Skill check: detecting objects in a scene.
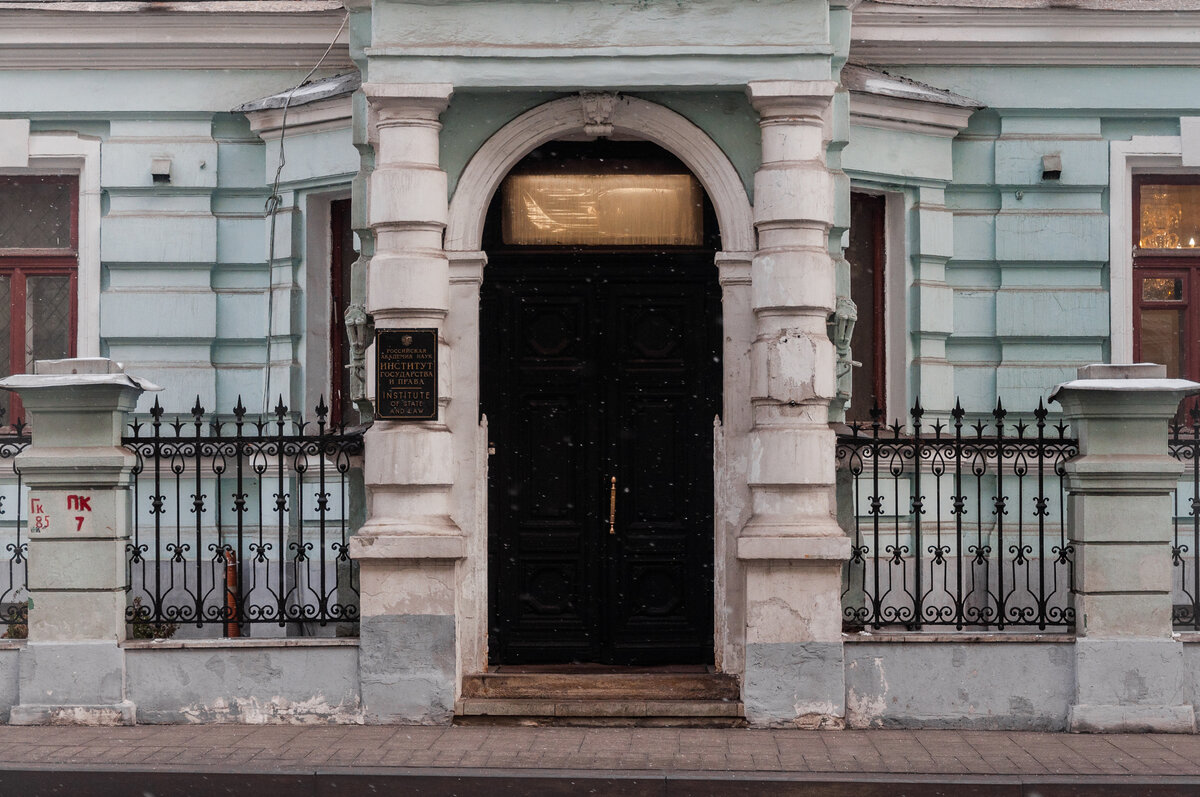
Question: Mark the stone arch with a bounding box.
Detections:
[445,92,756,679]
[445,94,755,253]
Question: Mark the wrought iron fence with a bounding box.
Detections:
[837,399,1077,631]
[0,418,29,636]
[1170,412,1200,629]
[123,397,364,636]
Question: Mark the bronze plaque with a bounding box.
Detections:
[375,328,438,421]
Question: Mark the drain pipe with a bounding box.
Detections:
[223,549,240,638]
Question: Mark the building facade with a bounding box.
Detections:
[1,0,1200,729]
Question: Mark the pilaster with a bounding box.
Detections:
[740,81,850,728]
[910,185,955,413]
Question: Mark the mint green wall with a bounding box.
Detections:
[943,111,1110,412]
[4,68,353,416]
[843,64,1200,418]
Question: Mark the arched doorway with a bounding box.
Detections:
[481,141,721,665]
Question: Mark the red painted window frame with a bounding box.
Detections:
[0,175,80,425]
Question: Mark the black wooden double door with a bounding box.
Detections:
[482,250,721,665]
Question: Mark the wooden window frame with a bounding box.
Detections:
[1133,175,1200,420]
[0,175,80,424]
[847,191,887,423]
[329,198,354,425]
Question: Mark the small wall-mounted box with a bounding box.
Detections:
[1041,153,1062,181]
[150,157,172,184]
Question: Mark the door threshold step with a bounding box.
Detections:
[455,698,745,727]
[461,671,740,701]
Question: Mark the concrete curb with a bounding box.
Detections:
[2,765,1200,796]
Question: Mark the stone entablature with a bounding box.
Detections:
[364,0,836,88]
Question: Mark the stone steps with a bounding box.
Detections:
[461,671,740,701]
[456,671,744,725]
[455,698,745,726]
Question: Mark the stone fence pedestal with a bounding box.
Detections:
[1052,363,1200,733]
[0,358,155,725]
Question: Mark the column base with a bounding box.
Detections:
[360,614,455,725]
[10,700,135,726]
[740,553,848,729]
[353,551,461,725]
[14,641,130,727]
[743,640,845,729]
[1068,703,1195,733]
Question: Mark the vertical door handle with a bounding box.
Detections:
[608,476,617,535]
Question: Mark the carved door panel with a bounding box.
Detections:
[482,251,720,665]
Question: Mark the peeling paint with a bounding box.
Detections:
[44,706,130,726]
[845,643,1072,730]
[793,710,845,730]
[846,656,888,728]
[176,694,363,725]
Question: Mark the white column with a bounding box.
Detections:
[739,81,850,728]
[358,82,460,543]
[350,83,464,724]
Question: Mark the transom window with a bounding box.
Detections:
[497,143,707,248]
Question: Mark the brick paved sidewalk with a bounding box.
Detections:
[0,725,1198,795]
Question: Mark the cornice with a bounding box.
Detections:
[0,9,352,70]
[243,95,352,141]
[849,92,976,138]
[852,3,1200,66]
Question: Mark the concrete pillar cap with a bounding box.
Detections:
[0,358,160,393]
[1049,362,1200,404]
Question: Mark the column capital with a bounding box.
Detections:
[448,250,487,287]
[747,81,837,120]
[362,83,454,119]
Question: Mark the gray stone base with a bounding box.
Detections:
[359,614,455,724]
[17,641,126,706]
[9,700,135,726]
[126,643,361,724]
[1070,637,1194,733]
[1068,703,1195,733]
[743,641,844,729]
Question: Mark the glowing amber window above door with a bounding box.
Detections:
[501,173,703,246]
[1139,183,1200,249]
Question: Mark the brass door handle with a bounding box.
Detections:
[608,476,617,535]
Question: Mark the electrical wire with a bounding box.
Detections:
[261,11,350,416]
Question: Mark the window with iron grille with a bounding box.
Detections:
[0,175,79,422]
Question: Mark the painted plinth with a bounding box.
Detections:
[0,358,155,725]
[1052,363,1200,733]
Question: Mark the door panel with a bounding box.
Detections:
[483,252,719,664]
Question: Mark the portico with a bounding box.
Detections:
[347,0,856,726]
